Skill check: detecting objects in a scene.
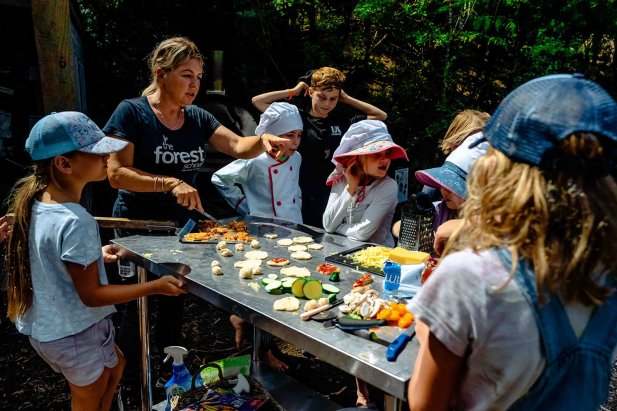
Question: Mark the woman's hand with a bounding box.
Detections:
[343,158,361,195]
[154,275,187,296]
[170,179,204,212]
[260,133,292,159]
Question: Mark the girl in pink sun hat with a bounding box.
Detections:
[323,119,408,247]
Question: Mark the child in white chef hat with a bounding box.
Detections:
[212,102,303,223]
[323,119,408,247]
[212,102,303,373]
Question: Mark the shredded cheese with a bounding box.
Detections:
[349,246,392,270]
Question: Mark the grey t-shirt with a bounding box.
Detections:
[16,201,115,342]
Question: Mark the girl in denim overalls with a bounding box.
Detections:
[408,74,617,411]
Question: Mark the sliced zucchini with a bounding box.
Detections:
[327,293,338,304]
[261,278,274,286]
[267,274,279,280]
[265,280,283,294]
[291,278,306,298]
[322,284,340,294]
[302,279,323,300]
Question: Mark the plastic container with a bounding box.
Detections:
[383,260,401,292]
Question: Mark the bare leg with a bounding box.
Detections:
[259,349,289,372]
[356,378,370,407]
[67,346,125,411]
[230,315,246,350]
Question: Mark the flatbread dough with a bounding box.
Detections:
[291,251,312,260]
[280,266,311,278]
[307,243,324,250]
[288,244,308,252]
[263,233,278,239]
[293,236,314,244]
[267,258,290,267]
[244,250,269,260]
[234,259,263,269]
[277,238,294,246]
[273,296,300,312]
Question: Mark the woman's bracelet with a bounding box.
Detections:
[168,178,184,193]
[153,175,160,192]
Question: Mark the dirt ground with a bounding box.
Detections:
[0,290,382,410]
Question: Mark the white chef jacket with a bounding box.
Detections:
[212,152,303,223]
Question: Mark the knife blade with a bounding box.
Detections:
[195,209,223,226]
[300,298,344,321]
[324,317,387,331]
[386,324,416,361]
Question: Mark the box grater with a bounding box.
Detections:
[397,192,435,254]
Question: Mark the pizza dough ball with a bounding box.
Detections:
[307,243,324,250]
[211,260,221,267]
[219,248,233,257]
[273,296,300,312]
[304,299,320,312]
[277,238,294,247]
[239,267,253,279]
[288,244,308,252]
[211,265,223,276]
[250,239,261,249]
[216,240,227,250]
[264,233,278,239]
[235,243,245,252]
[293,236,314,244]
[251,266,263,276]
[291,251,312,260]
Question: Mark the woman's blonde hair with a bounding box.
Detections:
[141,37,204,97]
[440,110,490,154]
[444,133,617,306]
[5,161,55,322]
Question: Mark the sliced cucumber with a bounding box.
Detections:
[322,284,340,294]
[302,279,323,300]
[261,278,274,286]
[265,280,283,294]
[291,278,306,298]
[327,293,338,304]
[267,274,279,280]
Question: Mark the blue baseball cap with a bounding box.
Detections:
[415,132,488,199]
[477,74,617,168]
[26,111,128,160]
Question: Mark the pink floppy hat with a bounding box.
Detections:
[331,120,409,165]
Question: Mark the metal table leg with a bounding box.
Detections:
[384,393,404,411]
[138,266,152,411]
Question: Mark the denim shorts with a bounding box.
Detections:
[29,317,118,387]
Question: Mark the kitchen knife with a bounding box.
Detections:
[195,209,223,226]
[324,317,387,331]
[386,324,416,361]
[300,298,344,321]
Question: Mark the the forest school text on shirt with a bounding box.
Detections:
[154,135,205,171]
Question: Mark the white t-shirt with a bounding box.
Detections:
[16,201,115,342]
[409,249,616,410]
[322,176,398,247]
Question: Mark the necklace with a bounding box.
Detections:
[155,101,183,130]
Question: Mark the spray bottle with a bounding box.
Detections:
[164,346,192,411]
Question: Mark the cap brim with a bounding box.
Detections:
[415,168,467,199]
[78,136,128,155]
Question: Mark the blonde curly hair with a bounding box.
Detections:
[444,133,617,306]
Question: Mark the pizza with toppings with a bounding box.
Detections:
[316,263,340,276]
[267,257,290,267]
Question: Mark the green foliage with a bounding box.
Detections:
[75,0,617,171]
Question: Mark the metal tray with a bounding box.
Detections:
[325,244,387,276]
[178,218,255,244]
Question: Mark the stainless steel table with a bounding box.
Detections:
[111,216,418,410]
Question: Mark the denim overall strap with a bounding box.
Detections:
[495,248,617,411]
[494,248,577,360]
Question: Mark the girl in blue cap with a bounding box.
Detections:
[408,75,617,411]
[5,112,186,411]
